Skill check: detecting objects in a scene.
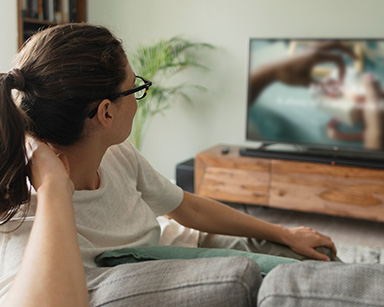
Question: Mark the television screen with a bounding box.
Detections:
[246,39,384,157]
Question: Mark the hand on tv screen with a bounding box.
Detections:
[273,42,356,86]
[248,42,356,104]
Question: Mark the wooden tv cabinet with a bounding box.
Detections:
[194,145,384,222]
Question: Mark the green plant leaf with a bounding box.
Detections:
[128,36,214,149]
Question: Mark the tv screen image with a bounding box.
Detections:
[246,39,384,158]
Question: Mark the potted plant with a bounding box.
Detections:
[128,36,214,149]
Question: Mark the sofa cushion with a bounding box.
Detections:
[258,261,384,306]
[88,256,262,306]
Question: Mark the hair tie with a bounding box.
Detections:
[8,68,25,91]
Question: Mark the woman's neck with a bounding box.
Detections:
[53,139,107,191]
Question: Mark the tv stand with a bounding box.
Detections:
[195,144,384,222]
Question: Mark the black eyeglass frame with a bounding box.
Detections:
[87,76,152,119]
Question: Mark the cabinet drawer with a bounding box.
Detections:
[270,160,384,221]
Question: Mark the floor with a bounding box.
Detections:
[229,203,384,263]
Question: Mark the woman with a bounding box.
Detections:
[0,24,337,306]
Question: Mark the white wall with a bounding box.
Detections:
[0,0,18,71]
[88,0,384,180]
[3,1,383,180]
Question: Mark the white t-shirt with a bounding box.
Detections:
[0,140,185,301]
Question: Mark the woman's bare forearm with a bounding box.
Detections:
[169,191,336,261]
[169,192,287,243]
[2,181,89,307]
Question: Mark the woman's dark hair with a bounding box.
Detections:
[0,23,127,224]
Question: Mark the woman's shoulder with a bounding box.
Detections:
[102,139,140,172]
[107,139,137,157]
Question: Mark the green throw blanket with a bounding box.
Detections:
[95,245,298,276]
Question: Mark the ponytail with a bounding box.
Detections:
[0,69,30,225]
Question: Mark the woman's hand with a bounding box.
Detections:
[26,137,74,194]
[282,226,337,261]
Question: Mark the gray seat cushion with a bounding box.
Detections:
[258,261,384,307]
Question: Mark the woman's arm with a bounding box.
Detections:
[2,138,89,307]
[168,191,336,261]
[363,75,384,150]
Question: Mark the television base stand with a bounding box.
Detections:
[195,144,384,222]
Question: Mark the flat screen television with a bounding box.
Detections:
[243,38,384,166]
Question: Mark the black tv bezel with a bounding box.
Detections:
[244,37,384,163]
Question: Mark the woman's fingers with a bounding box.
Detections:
[288,226,337,261]
[25,136,73,192]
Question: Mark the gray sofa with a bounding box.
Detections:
[89,245,384,306]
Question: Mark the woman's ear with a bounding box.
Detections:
[96,99,114,128]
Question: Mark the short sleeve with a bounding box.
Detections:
[120,141,184,216]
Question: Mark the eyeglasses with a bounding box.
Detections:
[88,76,152,119]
